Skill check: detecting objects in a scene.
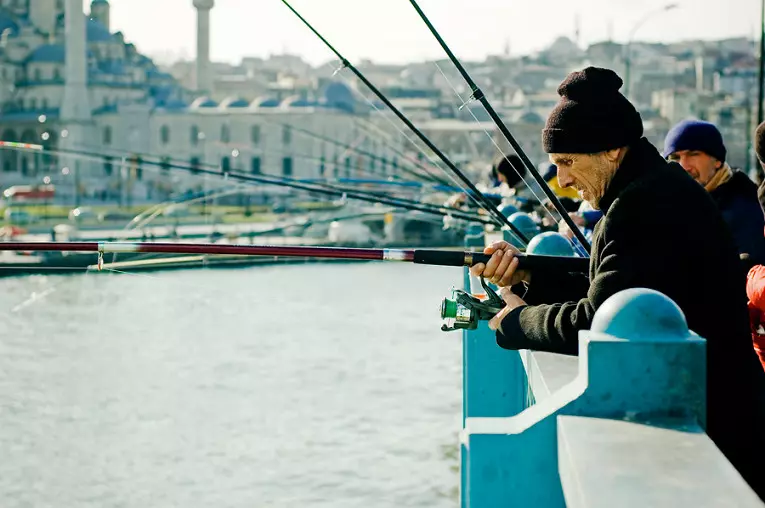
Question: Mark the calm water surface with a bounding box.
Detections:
[0,262,462,507]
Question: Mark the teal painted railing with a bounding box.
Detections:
[460,230,764,507]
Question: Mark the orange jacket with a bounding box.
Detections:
[746,264,765,372]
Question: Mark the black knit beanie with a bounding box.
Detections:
[542,67,644,154]
[493,154,526,187]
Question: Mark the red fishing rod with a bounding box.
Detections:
[0,241,589,272]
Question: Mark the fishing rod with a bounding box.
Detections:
[406,0,591,254]
[317,59,501,221]
[0,239,587,330]
[50,139,449,205]
[2,142,495,226]
[208,139,446,198]
[279,0,530,247]
[0,241,589,272]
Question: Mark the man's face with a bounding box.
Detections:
[667,150,721,186]
[548,150,620,209]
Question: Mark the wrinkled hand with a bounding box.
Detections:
[488,287,527,334]
[469,240,530,287]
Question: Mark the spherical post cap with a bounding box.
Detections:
[500,204,518,218]
[591,288,689,340]
[526,231,575,257]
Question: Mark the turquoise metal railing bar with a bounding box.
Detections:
[459,229,764,507]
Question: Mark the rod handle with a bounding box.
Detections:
[412,250,589,273]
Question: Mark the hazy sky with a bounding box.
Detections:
[103,0,760,66]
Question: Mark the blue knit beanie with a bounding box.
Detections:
[662,119,726,163]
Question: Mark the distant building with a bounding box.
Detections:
[0,0,405,205]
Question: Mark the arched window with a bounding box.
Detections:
[190,125,199,146]
[251,157,261,175]
[251,125,261,144]
[33,68,41,81]
[282,125,292,145]
[190,157,201,174]
[160,125,170,145]
[221,156,231,173]
[282,157,293,176]
[221,124,230,143]
[103,126,112,145]
[103,156,113,176]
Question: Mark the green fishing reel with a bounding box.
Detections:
[440,276,505,332]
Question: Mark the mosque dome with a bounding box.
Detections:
[250,96,280,108]
[0,13,19,37]
[190,96,218,108]
[323,81,355,112]
[218,96,249,108]
[280,95,316,108]
[27,44,66,63]
[86,17,112,42]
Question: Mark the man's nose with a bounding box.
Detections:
[557,167,573,187]
[676,156,692,172]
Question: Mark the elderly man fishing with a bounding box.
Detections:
[470,66,765,500]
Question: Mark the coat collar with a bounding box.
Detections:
[599,137,667,214]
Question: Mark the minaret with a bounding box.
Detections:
[62,0,90,121]
[61,0,92,207]
[90,0,111,31]
[193,0,215,93]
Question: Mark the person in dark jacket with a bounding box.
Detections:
[663,119,765,263]
[745,121,765,372]
[471,66,765,499]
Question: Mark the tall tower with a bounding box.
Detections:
[193,0,215,94]
[62,0,90,121]
[29,0,57,36]
[90,0,111,31]
[61,0,92,207]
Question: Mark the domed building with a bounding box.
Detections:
[0,0,402,205]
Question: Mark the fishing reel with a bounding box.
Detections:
[440,276,505,332]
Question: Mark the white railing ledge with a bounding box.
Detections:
[558,414,764,508]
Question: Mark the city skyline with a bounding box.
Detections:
[104,0,761,67]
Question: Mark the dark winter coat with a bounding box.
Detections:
[710,170,765,264]
[500,137,765,498]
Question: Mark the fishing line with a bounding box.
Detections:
[431,61,589,258]
[255,115,440,184]
[322,63,513,234]
[352,115,444,178]
[0,144,495,227]
[41,142,456,211]
[270,12,529,242]
[319,61,480,198]
[405,0,591,253]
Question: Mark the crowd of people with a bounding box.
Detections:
[448,66,765,500]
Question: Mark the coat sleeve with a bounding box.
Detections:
[496,209,649,355]
[723,198,765,264]
[515,268,590,306]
